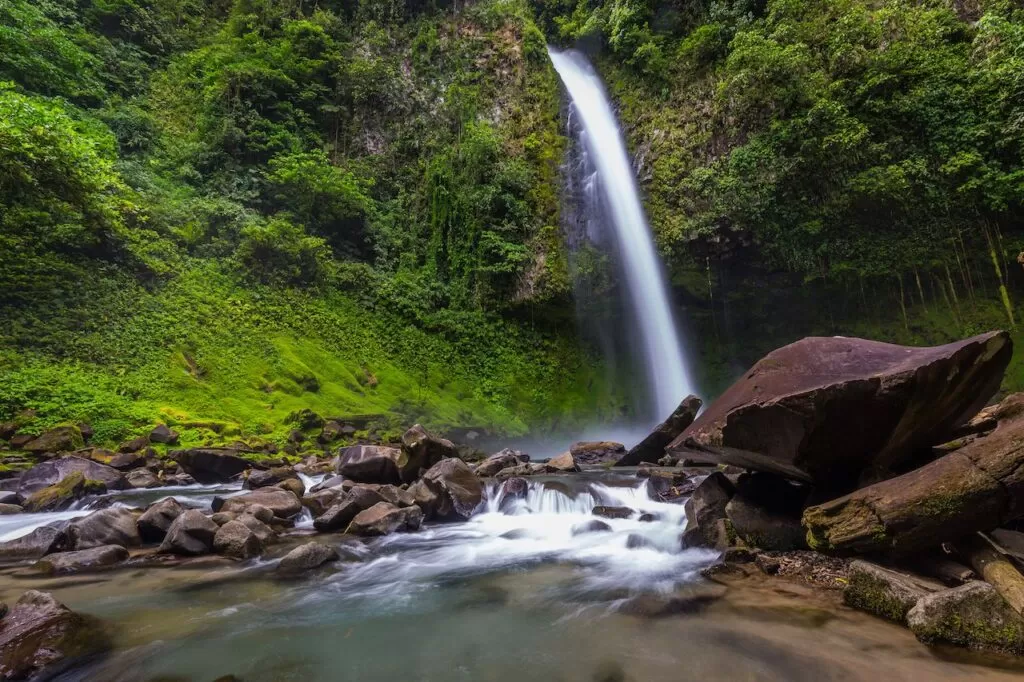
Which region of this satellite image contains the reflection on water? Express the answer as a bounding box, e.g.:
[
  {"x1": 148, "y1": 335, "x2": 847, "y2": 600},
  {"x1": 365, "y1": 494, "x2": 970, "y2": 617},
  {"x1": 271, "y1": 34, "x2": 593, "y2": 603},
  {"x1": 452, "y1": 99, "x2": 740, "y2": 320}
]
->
[{"x1": 0, "y1": 472, "x2": 1020, "y2": 681}]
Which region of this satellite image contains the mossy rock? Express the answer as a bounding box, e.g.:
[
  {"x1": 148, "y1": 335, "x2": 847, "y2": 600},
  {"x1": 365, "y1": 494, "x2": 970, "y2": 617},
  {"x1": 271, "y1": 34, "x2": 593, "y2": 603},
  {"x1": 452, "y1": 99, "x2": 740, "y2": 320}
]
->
[
  {"x1": 843, "y1": 560, "x2": 943, "y2": 623},
  {"x1": 23, "y1": 472, "x2": 107, "y2": 512},
  {"x1": 907, "y1": 581, "x2": 1024, "y2": 654}
]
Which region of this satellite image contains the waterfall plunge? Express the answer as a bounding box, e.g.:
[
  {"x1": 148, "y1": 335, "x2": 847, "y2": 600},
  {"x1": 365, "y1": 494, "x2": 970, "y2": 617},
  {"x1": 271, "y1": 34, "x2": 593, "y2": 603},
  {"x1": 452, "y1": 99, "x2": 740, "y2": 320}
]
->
[{"x1": 550, "y1": 47, "x2": 697, "y2": 421}]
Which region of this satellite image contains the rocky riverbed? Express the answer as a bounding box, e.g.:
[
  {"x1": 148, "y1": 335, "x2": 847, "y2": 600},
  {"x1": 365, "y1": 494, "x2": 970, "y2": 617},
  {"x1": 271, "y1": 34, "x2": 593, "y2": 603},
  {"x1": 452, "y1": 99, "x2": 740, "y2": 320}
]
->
[{"x1": 3, "y1": 330, "x2": 1024, "y2": 680}]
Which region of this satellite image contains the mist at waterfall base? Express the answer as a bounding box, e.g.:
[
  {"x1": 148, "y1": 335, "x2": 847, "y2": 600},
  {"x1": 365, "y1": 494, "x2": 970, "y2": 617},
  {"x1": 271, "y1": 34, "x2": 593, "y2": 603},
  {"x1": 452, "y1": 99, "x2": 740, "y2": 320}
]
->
[{"x1": 550, "y1": 46, "x2": 698, "y2": 436}]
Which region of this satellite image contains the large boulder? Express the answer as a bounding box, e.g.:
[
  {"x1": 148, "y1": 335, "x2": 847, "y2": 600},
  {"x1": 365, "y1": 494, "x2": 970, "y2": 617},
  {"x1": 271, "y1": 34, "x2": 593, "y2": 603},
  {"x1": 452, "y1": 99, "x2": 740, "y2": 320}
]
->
[
  {"x1": 803, "y1": 395, "x2": 1024, "y2": 555},
  {"x1": 474, "y1": 449, "x2": 528, "y2": 477},
  {"x1": 126, "y1": 469, "x2": 161, "y2": 489},
  {"x1": 843, "y1": 560, "x2": 944, "y2": 623},
  {"x1": 245, "y1": 467, "x2": 299, "y2": 490},
  {"x1": 58, "y1": 508, "x2": 141, "y2": 551},
  {"x1": 215, "y1": 489, "x2": 302, "y2": 519},
  {"x1": 724, "y1": 473, "x2": 808, "y2": 551},
  {"x1": 213, "y1": 520, "x2": 262, "y2": 560},
  {"x1": 0, "y1": 522, "x2": 67, "y2": 560},
  {"x1": 907, "y1": 581, "x2": 1024, "y2": 654},
  {"x1": 17, "y1": 457, "x2": 127, "y2": 496},
  {"x1": 668, "y1": 332, "x2": 1012, "y2": 490},
  {"x1": 418, "y1": 458, "x2": 483, "y2": 520},
  {"x1": 337, "y1": 445, "x2": 402, "y2": 484},
  {"x1": 278, "y1": 542, "x2": 339, "y2": 575},
  {"x1": 137, "y1": 497, "x2": 185, "y2": 543},
  {"x1": 545, "y1": 451, "x2": 579, "y2": 473},
  {"x1": 149, "y1": 424, "x2": 179, "y2": 444},
  {"x1": 158, "y1": 510, "x2": 219, "y2": 555},
  {"x1": 346, "y1": 502, "x2": 423, "y2": 536},
  {"x1": 171, "y1": 448, "x2": 253, "y2": 483},
  {"x1": 682, "y1": 472, "x2": 736, "y2": 550},
  {"x1": 0, "y1": 591, "x2": 110, "y2": 680},
  {"x1": 399, "y1": 424, "x2": 458, "y2": 482},
  {"x1": 570, "y1": 442, "x2": 626, "y2": 466},
  {"x1": 22, "y1": 426, "x2": 84, "y2": 455},
  {"x1": 34, "y1": 545, "x2": 129, "y2": 576},
  {"x1": 22, "y1": 471, "x2": 107, "y2": 512},
  {"x1": 616, "y1": 395, "x2": 703, "y2": 466}
]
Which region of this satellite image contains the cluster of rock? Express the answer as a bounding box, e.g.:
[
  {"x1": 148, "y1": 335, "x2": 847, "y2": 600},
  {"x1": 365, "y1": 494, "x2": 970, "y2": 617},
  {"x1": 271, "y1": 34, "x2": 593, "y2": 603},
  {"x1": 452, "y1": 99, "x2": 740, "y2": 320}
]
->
[{"x1": 657, "y1": 330, "x2": 1024, "y2": 654}]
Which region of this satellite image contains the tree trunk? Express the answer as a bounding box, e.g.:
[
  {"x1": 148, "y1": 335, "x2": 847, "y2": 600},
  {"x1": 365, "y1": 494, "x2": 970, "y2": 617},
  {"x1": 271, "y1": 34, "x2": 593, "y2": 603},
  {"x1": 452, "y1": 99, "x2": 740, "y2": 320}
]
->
[{"x1": 957, "y1": 533, "x2": 1024, "y2": 617}]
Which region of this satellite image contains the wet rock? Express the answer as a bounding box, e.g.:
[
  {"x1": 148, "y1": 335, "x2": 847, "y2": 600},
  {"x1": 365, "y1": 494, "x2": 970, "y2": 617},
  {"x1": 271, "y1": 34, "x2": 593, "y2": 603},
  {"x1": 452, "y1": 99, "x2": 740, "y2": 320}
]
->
[
  {"x1": 275, "y1": 477, "x2": 305, "y2": 499},
  {"x1": 499, "y1": 477, "x2": 529, "y2": 500},
  {"x1": 570, "y1": 441, "x2": 626, "y2": 466},
  {"x1": 572, "y1": 520, "x2": 612, "y2": 535},
  {"x1": 844, "y1": 560, "x2": 944, "y2": 623},
  {"x1": 60, "y1": 508, "x2": 141, "y2": 551},
  {"x1": 0, "y1": 590, "x2": 110, "y2": 680},
  {"x1": 625, "y1": 534, "x2": 655, "y2": 549},
  {"x1": 23, "y1": 426, "x2": 84, "y2": 455},
  {"x1": 724, "y1": 473, "x2": 809, "y2": 551},
  {"x1": 34, "y1": 545, "x2": 129, "y2": 575},
  {"x1": 245, "y1": 467, "x2": 299, "y2": 490},
  {"x1": 617, "y1": 395, "x2": 703, "y2": 466},
  {"x1": 241, "y1": 504, "x2": 275, "y2": 525},
  {"x1": 907, "y1": 581, "x2": 1024, "y2": 654},
  {"x1": 377, "y1": 484, "x2": 416, "y2": 507},
  {"x1": 619, "y1": 583, "x2": 727, "y2": 617},
  {"x1": 803, "y1": 395, "x2": 1024, "y2": 555},
  {"x1": 494, "y1": 463, "x2": 547, "y2": 479},
  {"x1": 346, "y1": 502, "x2": 423, "y2": 536},
  {"x1": 215, "y1": 489, "x2": 302, "y2": 520},
  {"x1": 302, "y1": 487, "x2": 346, "y2": 517},
  {"x1": 22, "y1": 471, "x2": 107, "y2": 512},
  {"x1": 18, "y1": 456, "x2": 126, "y2": 497},
  {"x1": 545, "y1": 451, "x2": 579, "y2": 473},
  {"x1": 213, "y1": 521, "x2": 262, "y2": 560},
  {"x1": 171, "y1": 448, "x2": 253, "y2": 483},
  {"x1": 638, "y1": 512, "x2": 660, "y2": 523},
  {"x1": 109, "y1": 451, "x2": 146, "y2": 471},
  {"x1": 418, "y1": 458, "x2": 483, "y2": 520},
  {"x1": 683, "y1": 472, "x2": 736, "y2": 549},
  {"x1": 158, "y1": 510, "x2": 219, "y2": 555},
  {"x1": 310, "y1": 475, "x2": 345, "y2": 493},
  {"x1": 593, "y1": 506, "x2": 633, "y2": 520},
  {"x1": 211, "y1": 512, "x2": 237, "y2": 526},
  {"x1": 337, "y1": 445, "x2": 402, "y2": 484},
  {"x1": 118, "y1": 435, "x2": 150, "y2": 453},
  {"x1": 399, "y1": 424, "x2": 458, "y2": 482},
  {"x1": 0, "y1": 503, "x2": 23, "y2": 515},
  {"x1": 126, "y1": 468, "x2": 161, "y2": 489},
  {"x1": 668, "y1": 332, "x2": 1012, "y2": 490},
  {"x1": 235, "y1": 513, "x2": 275, "y2": 543},
  {"x1": 149, "y1": 424, "x2": 179, "y2": 445},
  {"x1": 137, "y1": 497, "x2": 185, "y2": 543},
  {"x1": 278, "y1": 542, "x2": 339, "y2": 575},
  {"x1": 0, "y1": 522, "x2": 67, "y2": 559},
  {"x1": 0, "y1": 491, "x2": 22, "y2": 505},
  {"x1": 313, "y1": 498, "x2": 363, "y2": 532},
  {"x1": 474, "y1": 449, "x2": 527, "y2": 477}
]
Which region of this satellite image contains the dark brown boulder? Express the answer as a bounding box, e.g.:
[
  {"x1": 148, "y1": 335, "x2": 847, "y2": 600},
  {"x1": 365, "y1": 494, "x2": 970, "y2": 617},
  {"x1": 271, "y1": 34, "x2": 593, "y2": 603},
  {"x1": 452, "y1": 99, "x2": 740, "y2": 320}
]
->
[
  {"x1": 17, "y1": 457, "x2": 127, "y2": 496},
  {"x1": 0, "y1": 591, "x2": 110, "y2": 680},
  {"x1": 22, "y1": 472, "x2": 107, "y2": 512},
  {"x1": 570, "y1": 441, "x2": 626, "y2": 466},
  {"x1": 149, "y1": 424, "x2": 179, "y2": 445},
  {"x1": 346, "y1": 502, "x2": 423, "y2": 536},
  {"x1": 803, "y1": 394, "x2": 1024, "y2": 555},
  {"x1": 474, "y1": 449, "x2": 527, "y2": 477},
  {"x1": 0, "y1": 522, "x2": 67, "y2": 560},
  {"x1": 22, "y1": 426, "x2": 84, "y2": 455},
  {"x1": 171, "y1": 448, "x2": 254, "y2": 483},
  {"x1": 137, "y1": 497, "x2": 185, "y2": 543},
  {"x1": 213, "y1": 521, "x2": 262, "y2": 560},
  {"x1": 215, "y1": 489, "x2": 302, "y2": 519},
  {"x1": 59, "y1": 508, "x2": 141, "y2": 551},
  {"x1": 245, "y1": 467, "x2": 299, "y2": 490},
  {"x1": 418, "y1": 458, "x2": 483, "y2": 520},
  {"x1": 668, "y1": 332, "x2": 1011, "y2": 490},
  {"x1": 399, "y1": 424, "x2": 457, "y2": 482},
  {"x1": 682, "y1": 472, "x2": 736, "y2": 549},
  {"x1": 337, "y1": 445, "x2": 402, "y2": 484},
  {"x1": 33, "y1": 545, "x2": 129, "y2": 575},
  {"x1": 617, "y1": 395, "x2": 703, "y2": 467},
  {"x1": 158, "y1": 510, "x2": 219, "y2": 555}
]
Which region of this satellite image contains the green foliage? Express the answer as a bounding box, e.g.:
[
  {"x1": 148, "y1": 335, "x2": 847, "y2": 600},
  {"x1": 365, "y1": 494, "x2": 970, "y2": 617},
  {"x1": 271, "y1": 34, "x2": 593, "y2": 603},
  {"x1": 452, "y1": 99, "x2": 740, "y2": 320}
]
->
[{"x1": 236, "y1": 217, "x2": 328, "y2": 285}]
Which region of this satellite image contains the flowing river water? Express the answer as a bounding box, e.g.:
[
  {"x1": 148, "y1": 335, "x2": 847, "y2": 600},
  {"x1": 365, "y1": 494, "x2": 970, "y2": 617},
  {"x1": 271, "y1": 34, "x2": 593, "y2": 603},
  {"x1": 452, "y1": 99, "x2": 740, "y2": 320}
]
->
[{"x1": 2, "y1": 472, "x2": 1022, "y2": 681}]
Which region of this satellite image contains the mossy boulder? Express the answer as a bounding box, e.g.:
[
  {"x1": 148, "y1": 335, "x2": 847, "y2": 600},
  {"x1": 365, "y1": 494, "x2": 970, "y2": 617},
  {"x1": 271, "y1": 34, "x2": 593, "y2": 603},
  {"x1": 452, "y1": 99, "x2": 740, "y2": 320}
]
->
[
  {"x1": 843, "y1": 560, "x2": 944, "y2": 623},
  {"x1": 907, "y1": 581, "x2": 1024, "y2": 654},
  {"x1": 22, "y1": 425, "x2": 84, "y2": 455},
  {"x1": 18, "y1": 457, "x2": 127, "y2": 497},
  {"x1": 22, "y1": 472, "x2": 107, "y2": 512}
]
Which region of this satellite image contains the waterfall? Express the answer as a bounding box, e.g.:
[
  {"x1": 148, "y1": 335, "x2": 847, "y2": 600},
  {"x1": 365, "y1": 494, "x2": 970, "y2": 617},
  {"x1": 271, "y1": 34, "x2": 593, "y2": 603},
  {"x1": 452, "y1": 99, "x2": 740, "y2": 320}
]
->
[{"x1": 549, "y1": 47, "x2": 697, "y2": 420}]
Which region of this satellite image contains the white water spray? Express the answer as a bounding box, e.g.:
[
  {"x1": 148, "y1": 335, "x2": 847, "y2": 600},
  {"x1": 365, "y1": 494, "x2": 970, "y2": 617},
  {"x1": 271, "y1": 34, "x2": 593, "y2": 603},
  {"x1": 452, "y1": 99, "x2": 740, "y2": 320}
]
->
[{"x1": 549, "y1": 47, "x2": 697, "y2": 419}]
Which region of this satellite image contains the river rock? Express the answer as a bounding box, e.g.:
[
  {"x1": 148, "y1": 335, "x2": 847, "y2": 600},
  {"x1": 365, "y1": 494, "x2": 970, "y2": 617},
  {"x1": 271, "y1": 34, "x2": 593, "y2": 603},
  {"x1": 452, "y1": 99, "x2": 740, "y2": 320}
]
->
[
  {"x1": 314, "y1": 498, "x2": 363, "y2": 532},
  {"x1": 399, "y1": 424, "x2": 457, "y2": 482},
  {"x1": 0, "y1": 522, "x2": 67, "y2": 559},
  {"x1": 22, "y1": 426, "x2": 84, "y2": 455},
  {"x1": 572, "y1": 520, "x2": 612, "y2": 535},
  {"x1": 418, "y1": 458, "x2": 483, "y2": 520},
  {"x1": 278, "y1": 542, "x2": 339, "y2": 575},
  {"x1": 617, "y1": 395, "x2": 703, "y2": 466},
  {"x1": 215, "y1": 488, "x2": 302, "y2": 519},
  {"x1": 137, "y1": 497, "x2": 185, "y2": 543},
  {"x1": 126, "y1": 468, "x2": 161, "y2": 489},
  {"x1": 593, "y1": 506, "x2": 633, "y2": 520},
  {"x1": 907, "y1": 581, "x2": 1024, "y2": 653},
  {"x1": 0, "y1": 590, "x2": 110, "y2": 680},
  {"x1": 843, "y1": 560, "x2": 944, "y2": 623},
  {"x1": 34, "y1": 545, "x2": 130, "y2": 575},
  {"x1": 494, "y1": 462, "x2": 547, "y2": 479},
  {"x1": 235, "y1": 513, "x2": 275, "y2": 543},
  {"x1": 171, "y1": 448, "x2": 253, "y2": 483},
  {"x1": 245, "y1": 467, "x2": 299, "y2": 490},
  {"x1": 22, "y1": 471, "x2": 107, "y2": 512},
  {"x1": 60, "y1": 508, "x2": 141, "y2": 551},
  {"x1": 474, "y1": 449, "x2": 527, "y2": 477},
  {"x1": 213, "y1": 521, "x2": 262, "y2": 559},
  {"x1": 803, "y1": 395, "x2": 1024, "y2": 555},
  {"x1": 158, "y1": 509, "x2": 219, "y2": 555},
  {"x1": 346, "y1": 502, "x2": 423, "y2": 536},
  {"x1": 377, "y1": 484, "x2": 415, "y2": 507},
  {"x1": 546, "y1": 451, "x2": 579, "y2": 473},
  {"x1": 149, "y1": 424, "x2": 179, "y2": 444},
  {"x1": 0, "y1": 491, "x2": 22, "y2": 505},
  {"x1": 570, "y1": 441, "x2": 626, "y2": 466},
  {"x1": 683, "y1": 472, "x2": 736, "y2": 549},
  {"x1": 668, "y1": 332, "x2": 1012, "y2": 490},
  {"x1": 18, "y1": 457, "x2": 126, "y2": 496},
  {"x1": 337, "y1": 445, "x2": 402, "y2": 484},
  {"x1": 0, "y1": 503, "x2": 23, "y2": 515},
  {"x1": 108, "y1": 451, "x2": 146, "y2": 470}
]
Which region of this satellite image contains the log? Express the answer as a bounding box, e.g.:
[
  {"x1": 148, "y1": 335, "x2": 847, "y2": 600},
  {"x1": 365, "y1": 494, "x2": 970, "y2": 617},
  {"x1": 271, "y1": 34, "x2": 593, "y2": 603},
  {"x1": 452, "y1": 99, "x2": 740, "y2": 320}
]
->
[
  {"x1": 957, "y1": 533, "x2": 1024, "y2": 617},
  {"x1": 909, "y1": 553, "x2": 975, "y2": 586},
  {"x1": 802, "y1": 396, "x2": 1024, "y2": 555},
  {"x1": 615, "y1": 395, "x2": 701, "y2": 466}
]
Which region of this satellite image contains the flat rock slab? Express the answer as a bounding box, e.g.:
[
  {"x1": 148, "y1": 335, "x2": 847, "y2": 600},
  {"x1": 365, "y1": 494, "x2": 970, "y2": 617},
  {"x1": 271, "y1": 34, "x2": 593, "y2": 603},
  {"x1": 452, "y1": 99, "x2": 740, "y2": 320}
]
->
[
  {"x1": 668, "y1": 332, "x2": 1011, "y2": 490},
  {"x1": 33, "y1": 545, "x2": 129, "y2": 575}
]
